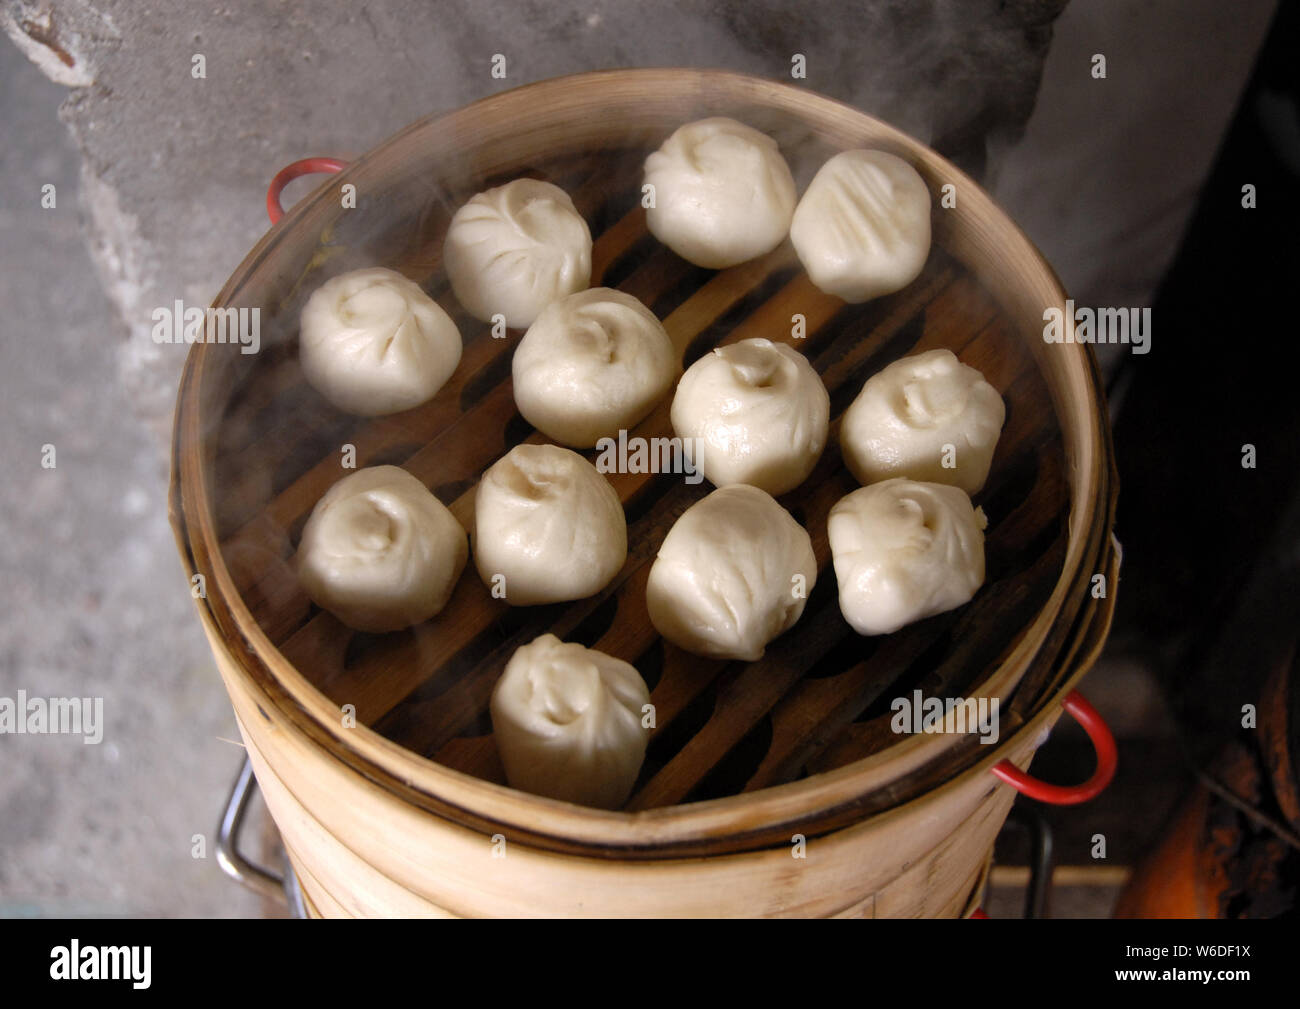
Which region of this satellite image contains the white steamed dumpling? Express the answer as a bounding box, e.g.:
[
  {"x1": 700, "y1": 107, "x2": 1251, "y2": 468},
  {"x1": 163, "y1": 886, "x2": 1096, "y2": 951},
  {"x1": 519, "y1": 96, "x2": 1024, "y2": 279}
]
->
[
  {"x1": 670, "y1": 338, "x2": 829, "y2": 496},
  {"x1": 473, "y1": 444, "x2": 627, "y2": 605},
  {"x1": 643, "y1": 117, "x2": 797, "y2": 269},
  {"x1": 443, "y1": 178, "x2": 593, "y2": 329},
  {"x1": 840, "y1": 348, "x2": 1005, "y2": 494},
  {"x1": 491, "y1": 633, "x2": 650, "y2": 809},
  {"x1": 646, "y1": 484, "x2": 816, "y2": 661},
  {"x1": 296, "y1": 466, "x2": 468, "y2": 632},
  {"x1": 512, "y1": 287, "x2": 678, "y2": 448},
  {"x1": 299, "y1": 267, "x2": 463, "y2": 416},
  {"x1": 828, "y1": 478, "x2": 986, "y2": 636},
  {"x1": 790, "y1": 149, "x2": 932, "y2": 303}
]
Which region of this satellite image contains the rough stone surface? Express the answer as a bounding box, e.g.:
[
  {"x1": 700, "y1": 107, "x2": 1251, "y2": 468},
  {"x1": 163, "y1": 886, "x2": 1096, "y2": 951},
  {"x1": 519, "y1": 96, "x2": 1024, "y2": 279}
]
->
[{"x1": 0, "y1": 46, "x2": 263, "y2": 916}]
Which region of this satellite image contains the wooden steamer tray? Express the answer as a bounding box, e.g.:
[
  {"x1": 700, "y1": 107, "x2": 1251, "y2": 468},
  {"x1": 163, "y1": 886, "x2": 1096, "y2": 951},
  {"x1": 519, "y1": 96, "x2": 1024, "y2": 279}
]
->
[{"x1": 170, "y1": 70, "x2": 1119, "y2": 916}]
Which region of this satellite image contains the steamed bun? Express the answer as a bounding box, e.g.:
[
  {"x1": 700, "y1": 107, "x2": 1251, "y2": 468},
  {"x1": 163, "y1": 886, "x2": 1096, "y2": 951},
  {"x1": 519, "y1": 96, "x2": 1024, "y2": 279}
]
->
[
  {"x1": 670, "y1": 338, "x2": 829, "y2": 496},
  {"x1": 512, "y1": 287, "x2": 678, "y2": 448},
  {"x1": 840, "y1": 349, "x2": 1005, "y2": 494},
  {"x1": 296, "y1": 466, "x2": 468, "y2": 632},
  {"x1": 298, "y1": 267, "x2": 463, "y2": 416},
  {"x1": 444, "y1": 178, "x2": 593, "y2": 329},
  {"x1": 644, "y1": 117, "x2": 797, "y2": 269},
  {"x1": 491, "y1": 633, "x2": 650, "y2": 809},
  {"x1": 473, "y1": 444, "x2": 626, "y2": 605},
  {"x1": 828, "y1": 478, "x2": 986, "y2": 636},
  {"x1": 790, "y1": 149, "x2": 932, "y2": 303},
  {"x1": 646, "y1": 484, "x2": 816, "y2": 661}
]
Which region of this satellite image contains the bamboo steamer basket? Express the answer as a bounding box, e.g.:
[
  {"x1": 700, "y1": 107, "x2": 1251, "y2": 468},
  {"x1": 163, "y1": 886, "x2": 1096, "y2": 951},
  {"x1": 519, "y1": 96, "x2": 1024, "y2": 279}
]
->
[{"x1": 169, "y1": 69, "x2": 1120, "y2": 917}]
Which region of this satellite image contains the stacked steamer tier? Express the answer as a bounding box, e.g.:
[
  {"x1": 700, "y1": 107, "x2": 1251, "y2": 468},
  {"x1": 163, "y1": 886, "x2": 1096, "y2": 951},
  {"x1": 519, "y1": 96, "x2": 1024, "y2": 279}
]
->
[{"x1": 170, "y1": 70, "x2": 1119, "y2": 918}]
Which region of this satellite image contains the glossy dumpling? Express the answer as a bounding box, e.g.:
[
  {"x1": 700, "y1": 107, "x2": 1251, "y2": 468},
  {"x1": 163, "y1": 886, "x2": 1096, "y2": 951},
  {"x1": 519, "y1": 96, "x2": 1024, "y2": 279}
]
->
[
  {"x1": 670, "y1": 338, "x2": 829, "y2": 495},
  {"x1": 296, "y1": 466, "x2": 468, "y2": 632},
  {"x1": 790, "y1": 149, "x2": 932, "y2": 303},
  {"x1": 643, "y1": 117, "x2": 797, "y2": 269},
  {"x1": 840, "y1": 349, "x2": 1005, "y2": 493},
  {"x1": 646, "y1": 484, "x2": 816, "y2": 661},
  {"x1": 443, "y1": 178, "x2": 593, "y2": 329},
  {"x1": 512, "y1": 287, "x2": 678, "y2": 448},
  {"x1": 491, "y1": 633, "x2": 650, "y2": 809},
  {"x1": 473, "y1": 444, "x2": 626, "y2": 605},
  {"x1": 299, "y1": 267, "x2": 463, "y2": 416},
  {"x1": 828, "y1": 478, "x2": 986, "y2": 636}
]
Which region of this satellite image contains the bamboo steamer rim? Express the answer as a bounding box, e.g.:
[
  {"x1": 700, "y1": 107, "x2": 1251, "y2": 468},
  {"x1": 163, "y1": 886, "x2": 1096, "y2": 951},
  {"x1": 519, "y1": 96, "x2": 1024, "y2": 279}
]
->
[{"x1": 171, "y1": 68, "x2": 1113, "y2": 851}]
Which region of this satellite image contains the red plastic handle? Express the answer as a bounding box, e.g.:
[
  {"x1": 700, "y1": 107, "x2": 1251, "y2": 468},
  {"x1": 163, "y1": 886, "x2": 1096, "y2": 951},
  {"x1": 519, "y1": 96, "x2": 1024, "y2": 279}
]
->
[
  {"x1": 266, "y1": 157, "x2": 349, "y2": 224},
  {"x1": 990, "y1": 690, "x2": 1116, "y2": 805}
]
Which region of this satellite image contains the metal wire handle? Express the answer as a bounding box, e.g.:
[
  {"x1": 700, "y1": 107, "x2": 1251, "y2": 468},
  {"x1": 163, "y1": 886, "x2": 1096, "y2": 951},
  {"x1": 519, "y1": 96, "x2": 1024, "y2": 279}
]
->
[{"x1": 217, "y1": 756, "x2": 305, "y2": 916}]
